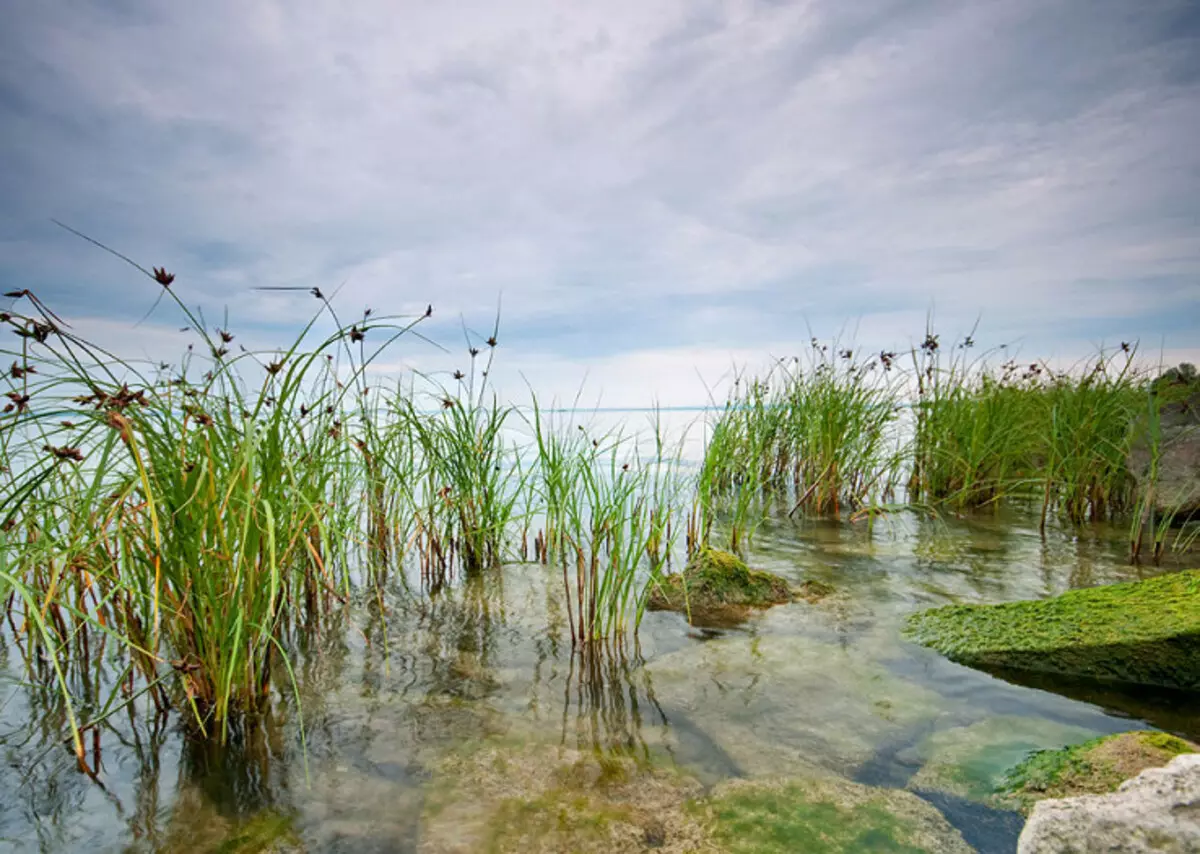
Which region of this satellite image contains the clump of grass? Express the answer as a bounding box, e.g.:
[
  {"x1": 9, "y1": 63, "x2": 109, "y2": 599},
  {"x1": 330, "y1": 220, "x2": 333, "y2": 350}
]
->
[
  {"x1": 908, "y1": 332, "x2": 1044, "y2": 509},
  {"x1": 699, "y1": 341, "x2": 904, "y2": 534},
  {"x1": 907, "y1": 329, "x2": 1145, "y2": 524},
  {"x1": 525, "y1": 402, "x2": 687, "y2": 646},
  {"x1": 1, "y1": 252, "x2": 429, "y2": 752}
]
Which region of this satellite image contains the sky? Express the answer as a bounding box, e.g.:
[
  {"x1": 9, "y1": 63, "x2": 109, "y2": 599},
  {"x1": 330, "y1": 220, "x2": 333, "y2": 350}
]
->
[{"x1": 2, "y1": 0, "x2": 1199, "y2": 408}]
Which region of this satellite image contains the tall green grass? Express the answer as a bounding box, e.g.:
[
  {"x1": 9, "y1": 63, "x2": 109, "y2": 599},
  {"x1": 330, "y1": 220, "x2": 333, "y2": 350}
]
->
[
  {"x1": 698, "y1": 342, "x2": 904, "y2": 543},
  {"x1": 1, "y1": 269, "x2": 427, "y2": 751},
  {"x1": 908, "y1": 332, "x2": 1144, "y2": 524}
]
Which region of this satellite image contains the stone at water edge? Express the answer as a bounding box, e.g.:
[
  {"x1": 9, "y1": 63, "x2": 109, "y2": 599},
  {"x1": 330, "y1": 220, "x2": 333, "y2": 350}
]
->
[
  {"x1": 1017, "y1": 752, "x2": 1200, "y2": 854},
  {"x1": 903, "y1": 569, "x2": 1200, "y2": 690},
  {"x1": 645, "y1": 547, "x2": 792, "y2": 625},
  {"x1": 995, "y1": 730, "x2": 1200, "y2": 813},
  {"x1": 1129, "y1": 363, "x2": 1200, "y2": 518}
]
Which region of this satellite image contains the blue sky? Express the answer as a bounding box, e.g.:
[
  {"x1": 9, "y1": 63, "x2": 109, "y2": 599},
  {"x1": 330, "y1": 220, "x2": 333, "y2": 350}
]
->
[{"x1": 2, "y1": 0, "x2": 1198, "y2": 406}]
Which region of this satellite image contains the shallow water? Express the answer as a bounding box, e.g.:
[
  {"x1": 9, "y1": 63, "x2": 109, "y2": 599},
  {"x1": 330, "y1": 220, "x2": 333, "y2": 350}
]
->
[{"x1": 1, "y1": 505, "x2": 1195, "y2": 853}]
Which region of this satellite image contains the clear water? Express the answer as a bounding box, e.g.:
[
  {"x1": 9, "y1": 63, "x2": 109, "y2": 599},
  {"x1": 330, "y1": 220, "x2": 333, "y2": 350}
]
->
[{"x1": 1, "y1": 503, "x2": 1196, "y2": 853}]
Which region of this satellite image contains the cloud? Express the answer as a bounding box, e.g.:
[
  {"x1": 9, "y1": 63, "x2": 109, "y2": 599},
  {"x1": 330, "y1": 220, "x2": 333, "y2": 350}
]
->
[{"x1": 2, "y1": 0, "x2": 1198, "y2": 406}]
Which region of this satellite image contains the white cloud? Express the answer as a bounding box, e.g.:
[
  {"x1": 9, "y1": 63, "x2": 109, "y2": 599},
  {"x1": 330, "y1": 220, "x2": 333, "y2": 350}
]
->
[{"x1": 1, "y1": 0, "x2": 1197, "y2": 405}]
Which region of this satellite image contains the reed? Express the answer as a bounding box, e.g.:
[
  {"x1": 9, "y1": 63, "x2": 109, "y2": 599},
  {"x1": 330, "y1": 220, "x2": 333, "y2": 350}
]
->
[
  {"x1": 1, "y1": 269, "x2": 427, "y2": 749},
  {"x1": 699, "y1": 341, "x2": 904, "y2": 527}
]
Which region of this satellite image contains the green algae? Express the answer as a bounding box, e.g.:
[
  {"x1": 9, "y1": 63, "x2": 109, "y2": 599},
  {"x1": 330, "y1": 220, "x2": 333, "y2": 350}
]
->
[
  {"x1": 902, "y1": 717, "x2": 1100, "y2": 801},
  {"x1": 903, "y1": 569, "x2": 1200, "y2": 689},
  {"x1": 418, "y1": 740, "x2": 716, "y2": 854},
  {"x1": 646, "y1": 548, "x2": 791, "y2": 624},
  {"x1": 698, "y1": 777, "x2": 973, "y2": 854},
  {"x1": 996, "y1": 730, "x2": 1200, "y2": 813}
]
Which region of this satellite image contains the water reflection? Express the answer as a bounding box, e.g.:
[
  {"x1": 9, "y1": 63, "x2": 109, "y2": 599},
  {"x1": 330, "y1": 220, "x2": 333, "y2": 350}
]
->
[{"x1": 0, "y1": 507, "x2": 1196, "y2": 852}]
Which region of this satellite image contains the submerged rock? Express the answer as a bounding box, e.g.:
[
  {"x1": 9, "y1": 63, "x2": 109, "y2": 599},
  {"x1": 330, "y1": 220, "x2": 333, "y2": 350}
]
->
[
  {"x1": 417, "y1": 737, "x2": 975, "y2": 854},
  {"x1": 647, "y1": 634, "x2": 944, "y2": 777},
  {"x1": 903, "y1": 569, "x2": 1200, "y2": 690},
  {"x1": 901, "y1": 716, "x2": 1100, "y2": 801},
  {"x1": 418, "y1": 740, "x2": 718, "y2": 854},
  {"x1": 997, "y1": 730, "x2": 1199, "y2": 813},
  {"x1": 1017, "y1": 751, "x2": 1200, "y2": 854},
  {"x1": 1129, "y1": 363, "x2": 1200, "y2": 519},
  {"x1": 646, "y1": 548, "x2": 791, "y2": 626},
  {"x1": 700, "y1": 776, "x2": 974, "y2": 854}
]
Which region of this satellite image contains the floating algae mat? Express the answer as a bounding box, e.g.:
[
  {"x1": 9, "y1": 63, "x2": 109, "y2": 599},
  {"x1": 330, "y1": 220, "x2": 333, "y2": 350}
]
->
[{"x1": 2, "y1": 506, "x2": 1196, "y2": 853}]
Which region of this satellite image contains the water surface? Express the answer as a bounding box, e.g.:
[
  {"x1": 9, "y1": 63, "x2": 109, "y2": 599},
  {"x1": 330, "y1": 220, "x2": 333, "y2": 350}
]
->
[{"x1": 2, "y1": 503, "x2": 1195, "y2": 853}]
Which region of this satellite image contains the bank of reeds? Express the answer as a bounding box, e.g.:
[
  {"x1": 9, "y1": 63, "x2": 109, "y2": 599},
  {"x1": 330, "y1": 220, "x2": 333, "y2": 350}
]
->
[
  {"x1": 698, "y1": 341, "x2": 905, "y2": 547},
  {"x1": 908, "y1": 332, "x2": 1144, "y2": 524},
  {"x1": 704, "y1": 331, "x2": 1156, "y2": 535}
]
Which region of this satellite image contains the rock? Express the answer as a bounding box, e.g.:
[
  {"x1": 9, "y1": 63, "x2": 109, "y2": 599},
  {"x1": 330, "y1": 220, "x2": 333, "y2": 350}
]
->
[
  {"x1": 701, "y1": 776, "x2": 974, "y2": 854},
  {"x1": 1129, "y1": 363, "x2": 1200, "y2": 519},
  {"x1": 418, "y1": 740, "x2": 720, "y2": 854},
  {"x1": 900, "y1": 716, "x2": 1100, "y2": 801},
  {"x1": 647, "y1": 634, "x2": 944, "y2": 777},
  {"x1": 1017, "y1": 751, "x2": 1200, "y2": 854},
  {"x1": 903, "y1": 569, "x2": 1200, "y2": 690},
  {"x1": 646, "y1": 548, "x2": 791, "y2": 626},
  {"x1": 997, "y1": 730, "x2": 1200, "y2": 813}
]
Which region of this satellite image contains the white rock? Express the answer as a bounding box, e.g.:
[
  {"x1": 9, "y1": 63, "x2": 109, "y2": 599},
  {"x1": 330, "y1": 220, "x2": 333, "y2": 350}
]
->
[{"x1": 1017, "y1": 752, "x2": 1200, "y2": 854}]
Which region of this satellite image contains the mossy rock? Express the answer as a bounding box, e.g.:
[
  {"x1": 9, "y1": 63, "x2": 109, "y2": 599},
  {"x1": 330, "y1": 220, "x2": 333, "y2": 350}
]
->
[
  {"x1": 418, "y1": 740, "x2": 718, "y2": 853},
  {"x1": 903, "y1": 569, "x2": 1200, "y2": 690},
  {"x1": 647, "y1": 548, "x2": 791, "y2": 625},
  {"x1": 900, "y1": 716, "x2": 1101, "y2": 801},
  {"x1": 995, "y1": 729, "x2": 1199, "y2": 813},
  {"x1": 795, "y1": 579, "x2": 837, "y2": 603},
  {"x1": 697, "y1": 776, "x2": 973, "y2": 854}
]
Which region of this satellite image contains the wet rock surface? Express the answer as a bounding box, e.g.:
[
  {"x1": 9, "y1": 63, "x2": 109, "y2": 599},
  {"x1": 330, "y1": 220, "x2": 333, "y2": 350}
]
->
[
  {"x1": 646, "y1": 548, "x2": 792, "y2": 626},
  {"x1": 701, "y1": 776, "x2": 974, "y2": 854},
  {"x1": 996, "y1": 730, "x2": 1200, "y2": 813},
  {"x1": 1017, "y1": 751, "x2": 1200, "y2": 854},
  {"x1": 647, "y1": 634, "x2": 944, "y2": 777}
]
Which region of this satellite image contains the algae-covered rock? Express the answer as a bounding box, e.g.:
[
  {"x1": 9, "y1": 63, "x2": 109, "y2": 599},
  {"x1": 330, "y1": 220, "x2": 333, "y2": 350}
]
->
[
  {"x1": 902, "y1": 716, "x2": 1101, "y2": 801},
  {"x1": 1017, "y1": 752, "x2": 1200, "y2": 854},
  {"x1": 699, "y1": 776, "x2": 974, "y2": 854},
  {"x1": 647, "y1": 635, "x2": 944, "y2": 777},
  {"x1": 903, "y1": 569, "x2": 1200, "y2": 690},
  {"x1": 418, "y1": 740, "x2": 719, "y2": 854},
  {"x1": 795, "y1": 578, "x2": 837, "y2": 603},
  {"x1": 646, "y1": 548, "x2": 791, "y2": 625},
  {"x1": 996, "y1": 729, "x2": 1199, "y2": 813}
]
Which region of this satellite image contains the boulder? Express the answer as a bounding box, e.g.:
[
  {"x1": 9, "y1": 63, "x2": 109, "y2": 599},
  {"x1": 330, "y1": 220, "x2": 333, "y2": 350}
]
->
[
  {"x1": 1017, "y1": 751, "x2": 1200, "y2": 854},
  {"x1": 997, "y1": 730, "x2": 1199, "y2": 813},
  {"x1": 646, "y1": 548, "x2": 791, "y2": 626},
  {"x1": 903, "y1": 570, "x2": 1200, "y2": 690},
  {"x1": 1129, "y1": 363, "x2": 1200, "y2": 519}
]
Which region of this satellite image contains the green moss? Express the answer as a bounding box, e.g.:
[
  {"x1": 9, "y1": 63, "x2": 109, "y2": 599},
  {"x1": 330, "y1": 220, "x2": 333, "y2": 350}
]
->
[
  {"x1": 699, "y1": 778, "x2": 971, "y2": 854},
  {"x1": 485, "y1": 789, "x2": 630, "y2": 853},
  {"x1": 996, "y1": 730, "x2": 1199, "y2": 812},
  {"x1": 902, "y1": 716, "x2": 1099, "y2": 801},
  {"x1": 213, "y1": 811, "x2": 299, "y2": 854},
  {"x1": 903, "y1": 570, "x2": 1200, "y2": 689},
  {"x1": 647, "y1": 548, "x2": 791, "y2": 622}
]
